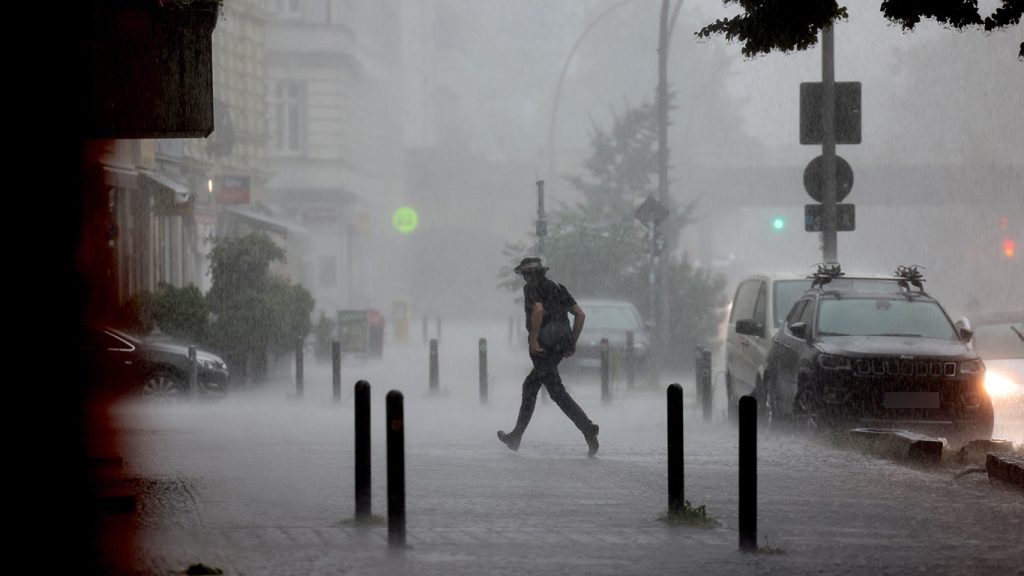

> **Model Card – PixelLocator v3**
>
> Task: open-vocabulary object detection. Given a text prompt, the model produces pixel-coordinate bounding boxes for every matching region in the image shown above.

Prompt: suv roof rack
[894,264,926,293]
[809,262,844,288]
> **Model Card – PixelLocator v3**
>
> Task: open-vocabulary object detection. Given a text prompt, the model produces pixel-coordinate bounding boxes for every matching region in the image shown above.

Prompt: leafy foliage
[658,500,720,528]
[696,1,848,57]
[665,259,730,353]
[116,290,158,335]
[263,275,315,357]
[154,284,209,344]
[206,232,285,313]
[697,0,1021,59]
[206,232,314,382]
[500,98,728,366]
[312,311,338,362]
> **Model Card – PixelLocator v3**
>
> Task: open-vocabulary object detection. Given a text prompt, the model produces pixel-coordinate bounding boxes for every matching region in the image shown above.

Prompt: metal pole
[739,395,757,552]
[701,348,712,421]
[821,24,838,262]
[332,341,341,403]
[536,180,547,259]
[479,338,488,405]
[295,336,303,398]
[188,345,197,399]
[667,383,684,514]
[386,390,405,548]
[625,331,635,388]
[354,380,371,519]
[429,338,439,392]
[600,338,611,405]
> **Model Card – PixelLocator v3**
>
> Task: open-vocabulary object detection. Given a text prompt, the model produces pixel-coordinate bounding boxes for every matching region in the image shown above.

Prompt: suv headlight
[959,359,984,375]
[818,354,851,369]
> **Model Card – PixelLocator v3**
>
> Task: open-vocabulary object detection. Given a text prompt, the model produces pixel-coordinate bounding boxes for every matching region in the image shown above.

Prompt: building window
[274,81,306,155]
[319,256,337,287]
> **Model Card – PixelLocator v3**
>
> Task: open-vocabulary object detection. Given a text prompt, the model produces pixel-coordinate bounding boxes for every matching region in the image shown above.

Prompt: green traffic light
[772,217,785,231]
[392,206,419,235]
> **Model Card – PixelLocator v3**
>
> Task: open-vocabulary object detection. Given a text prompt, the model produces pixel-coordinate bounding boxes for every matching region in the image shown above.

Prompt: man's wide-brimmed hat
[513,257,548,275]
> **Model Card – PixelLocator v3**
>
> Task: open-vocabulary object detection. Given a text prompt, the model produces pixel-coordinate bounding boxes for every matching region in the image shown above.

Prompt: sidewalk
[100,328,1024,576]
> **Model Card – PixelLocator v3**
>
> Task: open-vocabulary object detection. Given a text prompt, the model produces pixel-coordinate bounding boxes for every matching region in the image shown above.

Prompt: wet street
[98,320,1023,576]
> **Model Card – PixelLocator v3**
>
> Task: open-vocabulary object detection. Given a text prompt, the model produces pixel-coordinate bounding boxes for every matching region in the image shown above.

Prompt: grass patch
[658,501,719,528]
[756,545,786,555]
[339,514,386,527]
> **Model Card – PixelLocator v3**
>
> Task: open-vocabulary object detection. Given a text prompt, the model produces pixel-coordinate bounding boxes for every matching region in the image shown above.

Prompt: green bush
[155,284,209,344]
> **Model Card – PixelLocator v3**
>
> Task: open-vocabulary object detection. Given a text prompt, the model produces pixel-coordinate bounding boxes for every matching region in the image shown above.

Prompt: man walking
[498,257,600,457]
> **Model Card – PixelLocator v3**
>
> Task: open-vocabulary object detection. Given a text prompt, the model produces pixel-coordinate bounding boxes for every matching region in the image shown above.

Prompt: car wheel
[140,368,187,401]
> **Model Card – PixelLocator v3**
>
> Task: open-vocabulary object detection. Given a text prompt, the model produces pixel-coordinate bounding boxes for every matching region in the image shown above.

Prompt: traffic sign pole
[822,24,838,262]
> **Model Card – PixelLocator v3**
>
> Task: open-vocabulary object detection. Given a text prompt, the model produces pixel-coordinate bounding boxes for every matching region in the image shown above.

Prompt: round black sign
[803,155,853,203]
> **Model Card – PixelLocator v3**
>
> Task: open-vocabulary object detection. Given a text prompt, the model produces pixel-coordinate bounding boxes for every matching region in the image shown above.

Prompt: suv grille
[854,358,958,378]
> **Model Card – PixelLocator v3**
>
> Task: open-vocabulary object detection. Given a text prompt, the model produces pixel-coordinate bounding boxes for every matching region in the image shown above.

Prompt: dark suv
[754,264,993,448]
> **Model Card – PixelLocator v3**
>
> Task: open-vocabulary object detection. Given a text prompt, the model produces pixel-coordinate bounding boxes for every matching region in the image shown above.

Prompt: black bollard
[479,338,488,405]
[700,348,712,421]
[739,395,757,552]
[188,345,198,399]
[386,390,406,547]
[354,380,371,518]
[332,341,341,403]
[600,338,611,405]
[295,336,304,398]
[667,383,684,514]
[625,331,635,388]
[422,314,428,345]
[429,338,439,392]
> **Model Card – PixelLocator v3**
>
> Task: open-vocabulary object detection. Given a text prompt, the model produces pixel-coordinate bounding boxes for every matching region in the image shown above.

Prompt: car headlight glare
[959,359,985,375]
[984,370,1021,399]
[818,354,851,369]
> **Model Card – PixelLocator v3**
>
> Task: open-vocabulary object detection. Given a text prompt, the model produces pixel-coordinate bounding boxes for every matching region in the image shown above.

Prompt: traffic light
[772,216,785,231]
[1003,238,1016,259]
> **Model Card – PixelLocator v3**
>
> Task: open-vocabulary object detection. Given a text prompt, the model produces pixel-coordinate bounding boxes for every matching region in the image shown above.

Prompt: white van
[725,273,812,421]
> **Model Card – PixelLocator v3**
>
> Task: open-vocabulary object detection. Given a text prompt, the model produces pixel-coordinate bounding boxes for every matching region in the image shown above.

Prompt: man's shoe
[585,424,600,457]
[497,430,520,452]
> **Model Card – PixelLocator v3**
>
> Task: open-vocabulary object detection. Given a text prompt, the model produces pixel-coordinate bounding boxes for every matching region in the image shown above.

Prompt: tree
[696,0,1022,60]
[500,100,726,371]
[154,283,209,344]
[206,232,314,383]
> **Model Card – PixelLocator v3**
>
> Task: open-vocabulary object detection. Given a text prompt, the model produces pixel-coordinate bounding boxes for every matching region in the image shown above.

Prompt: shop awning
[139,169,190,204]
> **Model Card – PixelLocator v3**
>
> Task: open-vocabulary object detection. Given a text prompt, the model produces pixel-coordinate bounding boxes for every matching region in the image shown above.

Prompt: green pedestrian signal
[392,206,419,235]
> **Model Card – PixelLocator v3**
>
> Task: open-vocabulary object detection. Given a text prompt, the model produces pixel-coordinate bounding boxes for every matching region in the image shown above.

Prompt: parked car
[725,272,813,421]
[970,311,1024,423]
[756,264,993,448]
[566,298,650,374]
[80,323,229,401]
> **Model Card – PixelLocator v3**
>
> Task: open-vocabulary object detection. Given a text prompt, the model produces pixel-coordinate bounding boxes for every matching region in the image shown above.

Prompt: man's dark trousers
[509,351,593,438]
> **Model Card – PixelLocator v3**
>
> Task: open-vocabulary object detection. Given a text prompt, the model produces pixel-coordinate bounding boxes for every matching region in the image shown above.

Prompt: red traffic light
[1003,238,1016,258]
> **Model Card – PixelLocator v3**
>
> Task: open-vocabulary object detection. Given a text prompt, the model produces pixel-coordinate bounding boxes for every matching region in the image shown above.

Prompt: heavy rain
[23,1,1024,575]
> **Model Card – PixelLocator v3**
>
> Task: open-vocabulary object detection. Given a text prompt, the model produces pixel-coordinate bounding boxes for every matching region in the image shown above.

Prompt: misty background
[110,0,1022,338]
[392,0,1023,324]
